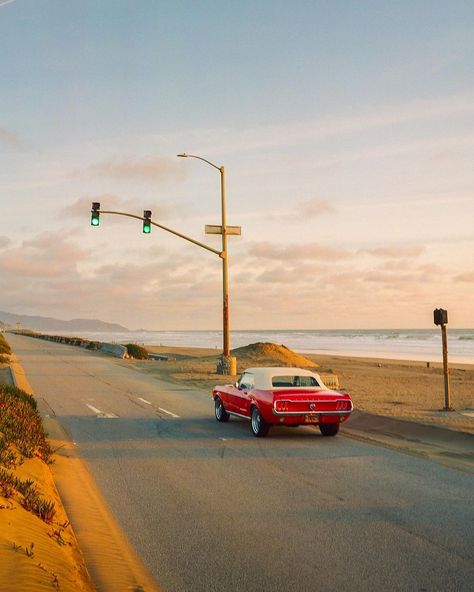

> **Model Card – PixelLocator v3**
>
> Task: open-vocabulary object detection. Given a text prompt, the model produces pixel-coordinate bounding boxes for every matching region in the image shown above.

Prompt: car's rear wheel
[251,406,269,437]
[319,422,340,437]
[215,397,229,422]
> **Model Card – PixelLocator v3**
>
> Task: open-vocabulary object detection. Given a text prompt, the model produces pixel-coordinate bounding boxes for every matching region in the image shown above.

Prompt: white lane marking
[138,397,152,405]
[158,407,180,418]
[85,403,119,418]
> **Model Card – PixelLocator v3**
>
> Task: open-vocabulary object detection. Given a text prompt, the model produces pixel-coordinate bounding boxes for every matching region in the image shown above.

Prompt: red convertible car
[213,367,353,437]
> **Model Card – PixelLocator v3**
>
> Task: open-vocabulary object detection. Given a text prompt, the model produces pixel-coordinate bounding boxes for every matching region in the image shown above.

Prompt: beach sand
[134,345,474,435]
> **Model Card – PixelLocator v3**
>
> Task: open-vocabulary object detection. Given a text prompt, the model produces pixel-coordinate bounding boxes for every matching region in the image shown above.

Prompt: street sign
[205,225,241,236]
[433,308,448,326]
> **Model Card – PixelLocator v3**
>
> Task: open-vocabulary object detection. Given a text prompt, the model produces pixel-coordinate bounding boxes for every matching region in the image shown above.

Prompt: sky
[0,0,473,330]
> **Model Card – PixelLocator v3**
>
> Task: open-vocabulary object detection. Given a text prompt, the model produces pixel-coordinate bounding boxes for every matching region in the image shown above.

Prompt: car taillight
[336,400,351,410]
[275,400,290,412]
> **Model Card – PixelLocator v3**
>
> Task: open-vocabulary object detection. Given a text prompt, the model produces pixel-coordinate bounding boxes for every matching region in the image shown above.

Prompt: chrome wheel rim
[251,409,260,433]
[215,399,222,419]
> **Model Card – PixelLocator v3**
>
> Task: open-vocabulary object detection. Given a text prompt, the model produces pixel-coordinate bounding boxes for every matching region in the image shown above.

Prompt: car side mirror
[234,382,239,388]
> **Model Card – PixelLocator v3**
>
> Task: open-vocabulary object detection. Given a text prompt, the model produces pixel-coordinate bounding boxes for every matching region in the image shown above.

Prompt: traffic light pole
[177,154,237,375]
[96,210,221,255]
[220,166,230,359]
[91,206,237,374]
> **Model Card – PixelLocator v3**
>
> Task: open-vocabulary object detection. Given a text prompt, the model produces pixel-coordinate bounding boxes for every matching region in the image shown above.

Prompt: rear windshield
[271,375,320,388]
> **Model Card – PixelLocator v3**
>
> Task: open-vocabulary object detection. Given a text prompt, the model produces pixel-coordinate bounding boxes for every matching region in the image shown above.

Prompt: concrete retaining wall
[99,343,128,359]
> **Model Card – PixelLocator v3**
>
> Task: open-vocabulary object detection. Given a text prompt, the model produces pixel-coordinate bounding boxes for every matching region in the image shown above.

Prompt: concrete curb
[344,410,474,474]
[100,342,128,358]
[349,409,473,440]
[7,363,18,388]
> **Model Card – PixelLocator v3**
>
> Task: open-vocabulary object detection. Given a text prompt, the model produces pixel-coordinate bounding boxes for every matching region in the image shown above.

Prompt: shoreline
[25,328,474,366]
[133,342,474,367]
[303,350,474,370]
[144,343,474,370]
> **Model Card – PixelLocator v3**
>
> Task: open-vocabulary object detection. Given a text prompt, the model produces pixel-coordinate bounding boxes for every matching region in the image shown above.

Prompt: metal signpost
[433,308,453,411]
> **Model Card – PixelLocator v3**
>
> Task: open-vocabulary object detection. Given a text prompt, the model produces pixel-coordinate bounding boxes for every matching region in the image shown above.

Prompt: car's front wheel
[215,396,230,422]
[319,422,340,437]
[251,406,269,437]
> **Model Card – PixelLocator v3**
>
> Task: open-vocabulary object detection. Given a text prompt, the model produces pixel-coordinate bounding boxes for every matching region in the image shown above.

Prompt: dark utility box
[433,308,448,326]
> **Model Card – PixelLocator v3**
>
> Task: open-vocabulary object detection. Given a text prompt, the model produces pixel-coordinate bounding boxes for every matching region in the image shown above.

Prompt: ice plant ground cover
[0,383,55,522]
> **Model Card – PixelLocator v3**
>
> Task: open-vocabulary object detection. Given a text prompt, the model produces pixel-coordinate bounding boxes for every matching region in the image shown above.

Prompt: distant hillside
[0,310,129,333]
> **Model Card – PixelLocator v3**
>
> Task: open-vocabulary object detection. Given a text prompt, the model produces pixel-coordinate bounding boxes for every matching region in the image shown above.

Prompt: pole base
[217,355,237,376]
[441,406,455,412]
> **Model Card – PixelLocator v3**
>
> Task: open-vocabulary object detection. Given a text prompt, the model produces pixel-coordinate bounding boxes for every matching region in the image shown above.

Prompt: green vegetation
[0,333,11,355]
[0,384,55,523]
[125,343,149,360]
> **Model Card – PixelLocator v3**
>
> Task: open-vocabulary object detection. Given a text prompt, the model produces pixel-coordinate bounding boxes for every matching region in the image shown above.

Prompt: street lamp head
[177,153,188,158]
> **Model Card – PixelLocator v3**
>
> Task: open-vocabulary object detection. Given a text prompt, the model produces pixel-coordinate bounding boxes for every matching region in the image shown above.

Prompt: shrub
[0,384,52,462]
[0,385,56,523]
[125,343,149,360]
[0,333,11,355]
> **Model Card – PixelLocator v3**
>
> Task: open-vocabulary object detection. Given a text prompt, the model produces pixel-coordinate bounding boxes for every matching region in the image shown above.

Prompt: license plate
[305,414,319,423]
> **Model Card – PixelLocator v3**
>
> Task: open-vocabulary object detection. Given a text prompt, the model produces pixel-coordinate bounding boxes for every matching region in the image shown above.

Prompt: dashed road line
[138,397,152,405]
[158,407,180,418]
[85,403,119,418]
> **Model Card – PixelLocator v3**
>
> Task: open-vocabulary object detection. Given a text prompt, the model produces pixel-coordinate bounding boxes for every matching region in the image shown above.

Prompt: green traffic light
[143,210,152,233]
[91,214,100,226]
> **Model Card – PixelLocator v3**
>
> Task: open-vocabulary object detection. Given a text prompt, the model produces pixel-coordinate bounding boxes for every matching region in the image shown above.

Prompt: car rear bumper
[272,400,353,416]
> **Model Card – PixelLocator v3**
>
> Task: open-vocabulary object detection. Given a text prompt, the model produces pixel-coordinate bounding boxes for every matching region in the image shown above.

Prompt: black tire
[215,396,230,422]
[319,422,340,437]
[251,406,270,437]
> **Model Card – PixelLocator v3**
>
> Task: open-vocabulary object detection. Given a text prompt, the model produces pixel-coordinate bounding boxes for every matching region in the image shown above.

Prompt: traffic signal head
[143,210,152,234]
[91,202,100,226]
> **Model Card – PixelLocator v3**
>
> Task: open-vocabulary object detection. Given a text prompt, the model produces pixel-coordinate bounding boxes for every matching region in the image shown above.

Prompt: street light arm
[98,210,222,256]
[177,153,221,171]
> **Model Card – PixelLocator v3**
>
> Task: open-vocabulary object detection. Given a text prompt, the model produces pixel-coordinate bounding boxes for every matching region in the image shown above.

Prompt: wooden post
[441,323,453,411]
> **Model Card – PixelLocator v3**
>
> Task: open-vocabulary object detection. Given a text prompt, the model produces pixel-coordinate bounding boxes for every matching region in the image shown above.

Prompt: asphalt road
[8,334,474,592]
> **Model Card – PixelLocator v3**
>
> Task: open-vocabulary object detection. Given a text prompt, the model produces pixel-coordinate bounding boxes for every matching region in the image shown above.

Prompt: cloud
[61,194,169,220]
[73,155,185,182]
[299,199,335,219]
[0,233,88,278]
[416,264,445,274]
[455,272,474,282]
[361,245,425,258]
[0,127,25,149]
[0,236,11,249]
[203,93,474,156]
[247,241,350,262]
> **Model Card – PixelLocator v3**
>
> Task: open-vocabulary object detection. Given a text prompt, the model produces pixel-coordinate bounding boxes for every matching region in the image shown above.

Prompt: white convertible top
[242,367,326,390]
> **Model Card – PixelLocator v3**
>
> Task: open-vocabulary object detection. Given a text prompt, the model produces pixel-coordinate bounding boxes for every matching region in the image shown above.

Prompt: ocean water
[64,328,474,364]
